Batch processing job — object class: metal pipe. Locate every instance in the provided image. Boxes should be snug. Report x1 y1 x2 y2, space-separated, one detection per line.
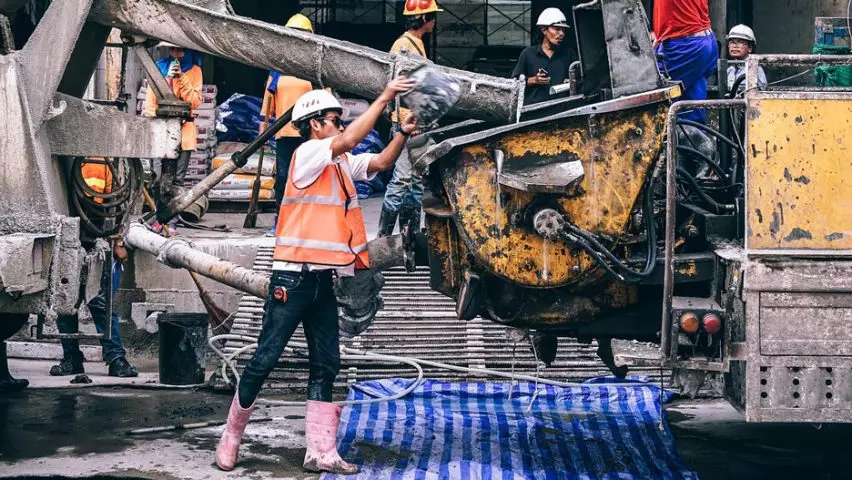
125 223 270 298
661 99 746 364
753 54 852 66
161 110 292 222
125 224 419 299
89 0 522 124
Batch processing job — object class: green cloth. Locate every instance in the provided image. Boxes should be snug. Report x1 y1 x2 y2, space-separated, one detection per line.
813 44 852 87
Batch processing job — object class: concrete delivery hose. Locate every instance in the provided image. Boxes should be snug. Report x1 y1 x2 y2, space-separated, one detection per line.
207 333 654 407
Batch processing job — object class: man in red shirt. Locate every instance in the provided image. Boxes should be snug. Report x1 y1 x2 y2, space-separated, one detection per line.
653 0 719 123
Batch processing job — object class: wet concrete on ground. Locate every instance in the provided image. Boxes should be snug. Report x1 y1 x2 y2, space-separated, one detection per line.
2 388 852 479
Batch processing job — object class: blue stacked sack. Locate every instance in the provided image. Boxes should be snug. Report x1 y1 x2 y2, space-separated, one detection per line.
346 121 389 199
217 93 277 150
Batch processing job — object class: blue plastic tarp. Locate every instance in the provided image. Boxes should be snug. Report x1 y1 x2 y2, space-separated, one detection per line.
323 378 697 480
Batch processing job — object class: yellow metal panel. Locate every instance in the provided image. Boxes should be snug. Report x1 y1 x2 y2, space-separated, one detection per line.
441 103 667 287
747 97 852 250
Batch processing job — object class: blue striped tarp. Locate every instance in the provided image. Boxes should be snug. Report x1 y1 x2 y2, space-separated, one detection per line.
323 378 697 480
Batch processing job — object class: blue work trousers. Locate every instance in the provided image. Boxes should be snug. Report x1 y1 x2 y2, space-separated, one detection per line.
57 261 126 365
237 270 341 408
656 34 719 123
381 125 423 213
273 137 303 208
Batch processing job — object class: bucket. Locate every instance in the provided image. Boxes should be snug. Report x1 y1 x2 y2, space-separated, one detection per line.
179 194 209 223
158 313 209 385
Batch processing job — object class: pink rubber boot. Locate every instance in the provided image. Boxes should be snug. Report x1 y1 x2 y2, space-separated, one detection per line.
302 400 359 474
215 393 254 471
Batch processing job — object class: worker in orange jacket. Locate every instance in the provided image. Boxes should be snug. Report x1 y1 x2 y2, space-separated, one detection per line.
260 14 315 236
50 159 138 378
215 77 417 474
378 0 442 237
143 42 203 233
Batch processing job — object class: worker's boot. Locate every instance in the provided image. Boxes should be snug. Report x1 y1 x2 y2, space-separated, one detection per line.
397 204 422 234
265 213 278 237
49 352 85 376
215 393 254 471
0 344 28 393
302 400 359 474
377 206 398 237
108 357 138 378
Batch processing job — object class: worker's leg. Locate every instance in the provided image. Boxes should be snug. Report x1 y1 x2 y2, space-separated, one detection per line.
302 271 340 402
268 137 301 236
237 270 316 408
379 129 412 236
88 262 137 377
217 269 315 471
398 171 424 233
301 271 358 474
656 34 719 123
50 314 85 376
172 149 191 189
0 315 29 392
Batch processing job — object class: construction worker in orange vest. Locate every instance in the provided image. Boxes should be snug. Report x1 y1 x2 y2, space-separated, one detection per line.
215 76 417 474
50 159 138 378
378 0 442 237
261 13 315 236
143 42 203 234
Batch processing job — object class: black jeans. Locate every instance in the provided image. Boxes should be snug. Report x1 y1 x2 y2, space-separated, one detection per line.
57 261 126 365
238 270 340 407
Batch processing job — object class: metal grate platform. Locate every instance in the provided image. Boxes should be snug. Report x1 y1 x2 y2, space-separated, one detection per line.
219 247 670 393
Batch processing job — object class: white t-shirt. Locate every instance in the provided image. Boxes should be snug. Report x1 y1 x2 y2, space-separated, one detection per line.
272 136 376 276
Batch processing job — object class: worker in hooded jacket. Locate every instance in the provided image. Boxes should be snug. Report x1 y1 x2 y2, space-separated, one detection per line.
260 14 315 236
215 76 417 475
143 42 203 234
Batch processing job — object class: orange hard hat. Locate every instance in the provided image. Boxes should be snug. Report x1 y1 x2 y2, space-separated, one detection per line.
404 0 443 16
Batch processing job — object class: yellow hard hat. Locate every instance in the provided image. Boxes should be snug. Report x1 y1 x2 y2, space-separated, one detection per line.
403 0 443 16
285 13 313 33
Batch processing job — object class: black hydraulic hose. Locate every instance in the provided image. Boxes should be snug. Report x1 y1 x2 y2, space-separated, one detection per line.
676 145 732 186
71 157 143 237
559 180 658 283
676 119 744 155
727 74 746 98
676 167 735 213
561 230 630 282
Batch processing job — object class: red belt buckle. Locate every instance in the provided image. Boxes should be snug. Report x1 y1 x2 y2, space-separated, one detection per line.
273 286 288 303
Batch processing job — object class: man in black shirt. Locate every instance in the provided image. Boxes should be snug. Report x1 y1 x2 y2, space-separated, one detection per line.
512 8 578 105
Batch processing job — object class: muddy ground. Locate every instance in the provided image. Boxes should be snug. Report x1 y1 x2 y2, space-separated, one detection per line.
2 387 852 480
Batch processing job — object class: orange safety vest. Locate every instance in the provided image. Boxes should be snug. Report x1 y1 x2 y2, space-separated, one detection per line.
273 153 370 269
81 159 113 204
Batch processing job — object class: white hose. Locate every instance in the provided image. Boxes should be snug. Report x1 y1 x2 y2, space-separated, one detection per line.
208 333 653 407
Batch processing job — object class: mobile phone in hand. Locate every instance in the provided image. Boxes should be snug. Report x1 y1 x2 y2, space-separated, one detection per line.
538 68 549 76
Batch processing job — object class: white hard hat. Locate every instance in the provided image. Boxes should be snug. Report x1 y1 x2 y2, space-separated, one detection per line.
292 90 343 123
536 8 568 28
157 41 182 49
727 24 756 44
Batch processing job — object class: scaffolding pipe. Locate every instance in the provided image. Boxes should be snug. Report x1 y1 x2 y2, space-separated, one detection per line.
90 0 523 124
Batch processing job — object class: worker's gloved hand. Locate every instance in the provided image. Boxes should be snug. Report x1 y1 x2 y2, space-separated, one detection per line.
335 270 385 338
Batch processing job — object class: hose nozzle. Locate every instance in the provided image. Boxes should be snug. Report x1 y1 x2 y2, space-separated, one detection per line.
532 208 565 241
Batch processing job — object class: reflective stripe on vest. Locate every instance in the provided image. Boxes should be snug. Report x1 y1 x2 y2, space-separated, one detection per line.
276 237 367 253
278 193 360 209
273 151 370 268
81 160 112 204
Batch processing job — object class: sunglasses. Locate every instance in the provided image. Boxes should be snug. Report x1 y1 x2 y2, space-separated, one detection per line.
319 115 343 128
